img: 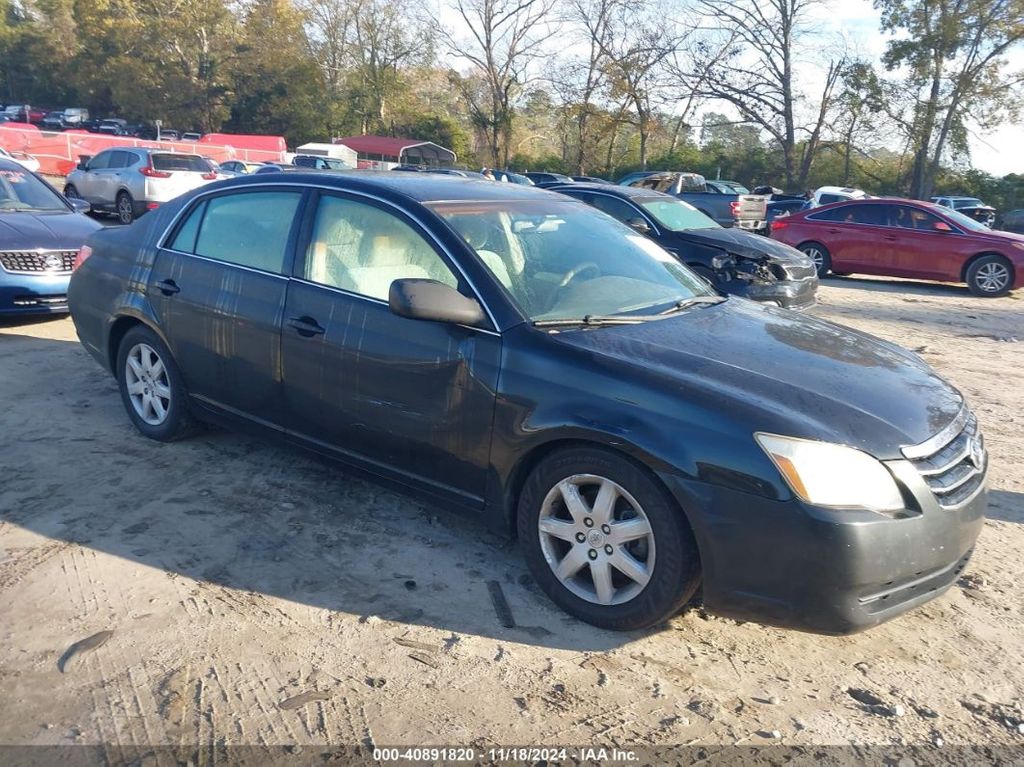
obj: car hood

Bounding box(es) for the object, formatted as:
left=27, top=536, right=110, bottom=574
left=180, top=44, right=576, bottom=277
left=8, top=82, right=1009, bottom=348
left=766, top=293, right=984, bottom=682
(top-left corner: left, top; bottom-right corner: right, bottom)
left=550, top=299, right=963, bottom=458
left=0, top=211, right=102, bottom=250
left=673, top=227, right=811, bottom=264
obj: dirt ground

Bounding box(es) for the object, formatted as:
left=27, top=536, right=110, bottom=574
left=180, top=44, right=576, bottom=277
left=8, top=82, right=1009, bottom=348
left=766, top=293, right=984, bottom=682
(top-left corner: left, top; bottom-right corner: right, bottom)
left=1, top=275, right=1022, bottom=756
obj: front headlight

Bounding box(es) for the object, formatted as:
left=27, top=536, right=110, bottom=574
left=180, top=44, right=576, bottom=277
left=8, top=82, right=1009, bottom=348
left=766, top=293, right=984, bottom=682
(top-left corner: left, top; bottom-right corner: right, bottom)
left=755, top=433, right=904, bottom=512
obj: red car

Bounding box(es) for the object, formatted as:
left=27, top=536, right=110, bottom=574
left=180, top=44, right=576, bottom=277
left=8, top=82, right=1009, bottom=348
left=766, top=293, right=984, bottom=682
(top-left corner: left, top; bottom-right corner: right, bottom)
left=771, top=198, right=1024, bottom=297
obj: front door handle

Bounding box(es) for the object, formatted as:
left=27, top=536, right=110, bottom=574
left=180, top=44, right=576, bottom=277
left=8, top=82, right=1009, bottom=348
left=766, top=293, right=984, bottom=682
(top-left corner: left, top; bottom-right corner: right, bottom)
left=156, top=278, right=180, bottom=295
left=287, top=316, right=326, bottom=337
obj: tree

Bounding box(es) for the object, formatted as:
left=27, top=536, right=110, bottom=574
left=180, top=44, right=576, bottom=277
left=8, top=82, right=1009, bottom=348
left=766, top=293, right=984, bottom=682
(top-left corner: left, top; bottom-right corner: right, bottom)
left=877, top=0, right=1024, bottom=198
left=695, top=0, right=845, bottom=190
left=436, top=0, right=558, bottom=167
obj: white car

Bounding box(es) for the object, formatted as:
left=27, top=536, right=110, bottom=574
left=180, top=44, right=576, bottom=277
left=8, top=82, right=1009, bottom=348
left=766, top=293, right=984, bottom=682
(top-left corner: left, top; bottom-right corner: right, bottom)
left=0, top=146, right=41, bottom=173
left=809, top=186, right=870, bottom=207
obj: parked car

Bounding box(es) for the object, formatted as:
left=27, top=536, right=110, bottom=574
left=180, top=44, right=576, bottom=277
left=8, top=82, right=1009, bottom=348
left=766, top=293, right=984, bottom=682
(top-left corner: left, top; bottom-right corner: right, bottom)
left=181, top=132, right=203, bottom=142
left=809, top=186, right=870, bottom=207
left=159, top=130, right=180, bottom=141
left=999, top=208, right=1024, bottom=234
left=41, top=111, right=66, bottom=131
left=97, top=118, right=130, bottom=136
left=218, top=160, right=266, bottom=175
left=61, top=107, right=89, bottom=126
left=615, top=170, right=657, bottom=186
left=771, top=198, right=1024, bottom=296
left=766, top=198, right=809, bottom=227
left=523, top=171, right=574, bottom=185
left=628, top=172, right=769, bottom=231
left=68, top=172, right=987, bottom=634
left=292, top=154, right=350, bottom=171
left=493, top=169, right=534, bottom=185
left=571, top=175, right=612, bottom=184
left=707, top=179, right=749, bottom=194
left=551, top=183, right=817, bottom=309
left=931, top=196, right=996, bottom=228
left=0, top=159, right=101, bottom=316
left=2, top=105, right=47, bottom=123
left=0, top=146, right=41, bottom=173
left=64, top=148, right=218, bottom=224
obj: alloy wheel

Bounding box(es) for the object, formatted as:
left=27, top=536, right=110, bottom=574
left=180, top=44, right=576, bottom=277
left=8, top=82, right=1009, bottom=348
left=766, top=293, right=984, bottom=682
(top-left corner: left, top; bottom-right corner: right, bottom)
left=125, top=343, right=171, bottom=426
left=537, top=474, right=656, bottom=606
left=803, top=247, right=824, bottom=271
left=975, top=262, right=1010, bottom=293
left=117, top=195, right=134, bottom=224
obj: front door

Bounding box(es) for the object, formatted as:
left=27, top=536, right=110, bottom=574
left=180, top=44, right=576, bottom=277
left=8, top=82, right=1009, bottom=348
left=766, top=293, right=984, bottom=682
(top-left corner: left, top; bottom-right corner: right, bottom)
left=281, top=192, right=501, bottom=506
left=149, top=187, right=305, bottom=421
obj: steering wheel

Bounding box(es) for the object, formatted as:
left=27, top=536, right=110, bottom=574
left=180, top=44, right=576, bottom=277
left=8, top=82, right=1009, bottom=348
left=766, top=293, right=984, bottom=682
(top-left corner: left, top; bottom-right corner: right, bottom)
left=557, top=261, right=600, bottom=289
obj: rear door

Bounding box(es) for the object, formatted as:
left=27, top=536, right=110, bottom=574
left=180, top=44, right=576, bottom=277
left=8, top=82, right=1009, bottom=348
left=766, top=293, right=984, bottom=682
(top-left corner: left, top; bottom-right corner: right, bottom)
left=280, top=191, right=501, bottom=505
left=805, top=204, right=890, bottom=271
left=149, top=188, right=306, bottom=421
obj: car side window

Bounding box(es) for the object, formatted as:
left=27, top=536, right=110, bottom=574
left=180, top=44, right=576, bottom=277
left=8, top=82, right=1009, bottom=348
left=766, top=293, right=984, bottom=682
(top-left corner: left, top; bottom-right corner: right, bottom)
left=892, top=205, right=944, bottom=231
left=107, top=151, right=129, bottom=169
left=88, top=152, right=111, bottom=171
left=590, top=194, right=645, bottom=225
left=170, top=191, right=302, bottom=273
left=304, top=195, right=459, bottom=301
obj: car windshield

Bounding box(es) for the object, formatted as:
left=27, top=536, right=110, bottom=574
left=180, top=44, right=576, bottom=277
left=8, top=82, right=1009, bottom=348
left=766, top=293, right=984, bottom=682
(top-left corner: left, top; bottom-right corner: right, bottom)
left=941, top=207, right=992, bottom=231
left=429, top=199, right=713, bottom=322
left=952, top=198, right=983, bottom=209
left=638, top=197, right=720, bottom=231
left=0, top=168, right=68, bottom=212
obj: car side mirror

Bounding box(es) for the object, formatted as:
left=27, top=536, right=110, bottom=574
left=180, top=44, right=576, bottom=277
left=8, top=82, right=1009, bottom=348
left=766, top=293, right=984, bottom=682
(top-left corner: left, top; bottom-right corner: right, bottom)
left=77, top=156, right=91, bottom=171
left=934, top=221, right=953, bottom=232
left=68, top=197, right=91, bottom=213
left=389, top=278, right=487, bottom=328
left=626, top=217, right=651, bottom=235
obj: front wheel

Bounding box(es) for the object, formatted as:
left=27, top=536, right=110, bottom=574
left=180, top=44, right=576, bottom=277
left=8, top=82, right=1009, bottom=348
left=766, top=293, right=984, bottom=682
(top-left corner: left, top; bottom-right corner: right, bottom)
left=116, top=191, right=136, bottom=225
left=799, top=242, right=832, bottom=278
left=117, top=325, right=198, bottom=441
left=966, top=255, right=1013, bottom=297
left=517, top=446, right=701, bottom=631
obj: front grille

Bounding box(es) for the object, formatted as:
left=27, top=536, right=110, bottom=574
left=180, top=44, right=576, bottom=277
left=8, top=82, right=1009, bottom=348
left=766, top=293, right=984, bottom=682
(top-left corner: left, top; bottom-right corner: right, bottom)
left=0, top=250, right=77, bottom=274
left=781, top=261, right=818, bottom=280
left=903, top=409, right=987, bottom=509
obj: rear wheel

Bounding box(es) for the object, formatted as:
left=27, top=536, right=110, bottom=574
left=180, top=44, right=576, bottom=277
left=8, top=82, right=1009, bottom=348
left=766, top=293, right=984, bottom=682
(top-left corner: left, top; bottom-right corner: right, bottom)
left=517, top=446, right=701, bottom=630
left=966, top=255, right=1013, bottom=297
left=116, top=191, right=135, bottom=225
left=800, top=242, right=832, bottom=277
left=117, top=325, right=198, bottom=441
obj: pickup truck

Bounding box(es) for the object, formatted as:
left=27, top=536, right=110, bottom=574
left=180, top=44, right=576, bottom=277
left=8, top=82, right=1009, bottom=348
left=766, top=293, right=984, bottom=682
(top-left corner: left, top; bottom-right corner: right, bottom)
left=627, top=172, right=768, bottom=231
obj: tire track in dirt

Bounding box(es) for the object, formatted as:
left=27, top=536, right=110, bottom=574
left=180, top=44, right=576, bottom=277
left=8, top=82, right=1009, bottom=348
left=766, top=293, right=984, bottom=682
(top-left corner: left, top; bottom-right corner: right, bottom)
left=0, top=541, right=69, bottom=591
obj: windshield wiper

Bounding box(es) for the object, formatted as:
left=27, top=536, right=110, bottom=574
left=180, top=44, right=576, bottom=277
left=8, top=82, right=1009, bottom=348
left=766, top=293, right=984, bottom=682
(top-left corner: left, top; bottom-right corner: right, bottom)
left=533, top=314, right=657, bottom=328
left=658, top=295, right=726, bottom=315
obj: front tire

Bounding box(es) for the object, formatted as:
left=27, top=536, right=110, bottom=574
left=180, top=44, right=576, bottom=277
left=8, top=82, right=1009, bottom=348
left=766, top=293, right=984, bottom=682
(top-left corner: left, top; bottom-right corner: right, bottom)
left=799, top=242, right=832, bottom=277
left=116, top=191, right=136, bottom=225
left=116, top=325, right=197, bottom=441
left=966, top=255, right=1013, bottom=297
left=517, top=446, right=701, bottom=631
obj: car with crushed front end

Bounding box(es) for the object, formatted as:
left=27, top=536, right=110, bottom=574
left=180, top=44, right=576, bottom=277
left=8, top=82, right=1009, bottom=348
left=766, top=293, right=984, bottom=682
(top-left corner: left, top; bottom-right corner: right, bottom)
left=68, top=172, right=987, bottom=634
left=0, top=159, right=101, bottom=316
left=550, top=183, right=817, bottom=309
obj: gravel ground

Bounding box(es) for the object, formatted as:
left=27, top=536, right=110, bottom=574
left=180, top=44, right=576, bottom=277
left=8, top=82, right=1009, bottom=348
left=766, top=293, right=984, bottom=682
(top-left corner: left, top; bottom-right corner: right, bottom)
left=0, top=275, right=1022, bottom=755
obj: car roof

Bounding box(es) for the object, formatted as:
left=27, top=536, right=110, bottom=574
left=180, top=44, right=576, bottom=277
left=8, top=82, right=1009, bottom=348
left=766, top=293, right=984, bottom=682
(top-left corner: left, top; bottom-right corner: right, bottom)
left=205, top=169, right=573, bottom=203
left=548, top=182, right=676, bottom=200
left=816, top=185, right=866, bottom=195
left=803, top=197, right=946, bottom=214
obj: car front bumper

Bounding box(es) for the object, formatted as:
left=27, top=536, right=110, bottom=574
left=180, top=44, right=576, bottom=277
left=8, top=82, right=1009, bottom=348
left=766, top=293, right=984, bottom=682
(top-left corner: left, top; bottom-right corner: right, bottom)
left=728, top=276, right=817, bottom=310
left=0, top=271, right=72, bottom=315
left=659, top=464, right=986, bottom=635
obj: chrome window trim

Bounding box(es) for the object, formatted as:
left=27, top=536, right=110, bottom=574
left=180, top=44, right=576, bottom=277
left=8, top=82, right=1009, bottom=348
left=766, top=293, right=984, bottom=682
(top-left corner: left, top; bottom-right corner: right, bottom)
left=901, top=405, right=969, bottom=460
left=156, top=181, right=502, bottom=331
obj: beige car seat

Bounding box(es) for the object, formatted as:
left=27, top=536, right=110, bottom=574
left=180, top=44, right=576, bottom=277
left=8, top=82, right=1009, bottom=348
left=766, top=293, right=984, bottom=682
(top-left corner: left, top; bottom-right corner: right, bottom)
left=347, top=231, right=433, bottom=300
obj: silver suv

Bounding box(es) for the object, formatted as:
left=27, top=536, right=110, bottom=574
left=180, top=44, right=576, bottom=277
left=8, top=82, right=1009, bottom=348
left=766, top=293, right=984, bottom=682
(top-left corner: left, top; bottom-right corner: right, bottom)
left=64, top=147, right=217, bottom=224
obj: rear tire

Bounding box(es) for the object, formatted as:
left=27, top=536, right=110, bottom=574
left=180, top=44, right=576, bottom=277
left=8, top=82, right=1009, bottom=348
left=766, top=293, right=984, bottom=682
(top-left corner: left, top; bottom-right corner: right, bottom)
left=517, top=446, right=701, bottom=631
left=800, top=242, right=832, bottom=277
left=116, top=191, right=135, bottom=225
left=116, top=325, right=198, bottom=441
left=966, top=255, right=1013, bottom=297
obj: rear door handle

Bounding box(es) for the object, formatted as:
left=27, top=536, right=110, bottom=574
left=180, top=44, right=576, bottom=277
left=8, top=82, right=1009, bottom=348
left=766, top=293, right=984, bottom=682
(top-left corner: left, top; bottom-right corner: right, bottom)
left=287, top=316, right=326, bottom=337
left=156, top=278, right=180, bottom=295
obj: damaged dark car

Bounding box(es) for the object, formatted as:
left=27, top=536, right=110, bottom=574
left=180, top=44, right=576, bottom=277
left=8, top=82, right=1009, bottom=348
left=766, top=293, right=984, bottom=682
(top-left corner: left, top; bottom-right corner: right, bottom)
left=550, top=183, right=818, bottom=309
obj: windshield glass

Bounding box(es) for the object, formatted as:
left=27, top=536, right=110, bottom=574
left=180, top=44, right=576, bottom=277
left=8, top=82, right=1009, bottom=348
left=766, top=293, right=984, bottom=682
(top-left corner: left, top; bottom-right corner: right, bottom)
left=429, top=200, right=713, bottom=322
left=952, top=198, right=983, bottom=209
left=942, top=207, right=991, bottom=231
left=0, top=168, right=68, bottom=211
left=638, top=197, right=719, bottom=231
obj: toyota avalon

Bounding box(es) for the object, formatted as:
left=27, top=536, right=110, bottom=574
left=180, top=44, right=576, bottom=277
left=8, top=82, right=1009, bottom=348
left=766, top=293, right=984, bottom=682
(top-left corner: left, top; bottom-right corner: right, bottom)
left=68, top=173, right=987, bottom=634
